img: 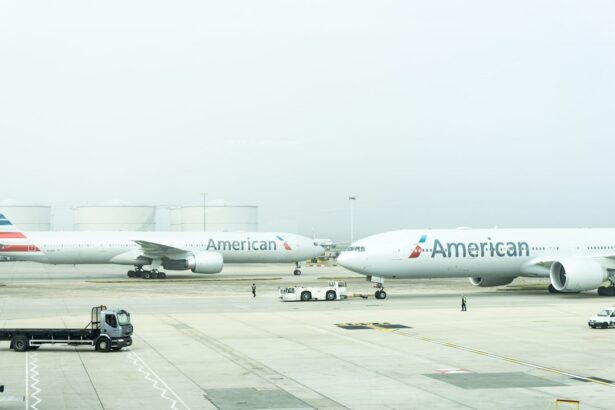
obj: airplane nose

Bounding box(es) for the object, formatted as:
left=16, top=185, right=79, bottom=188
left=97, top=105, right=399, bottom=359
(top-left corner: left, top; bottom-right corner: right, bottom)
left=336, top=252, right=348, bottom=266
left=337, top=252, right=359, bottom=271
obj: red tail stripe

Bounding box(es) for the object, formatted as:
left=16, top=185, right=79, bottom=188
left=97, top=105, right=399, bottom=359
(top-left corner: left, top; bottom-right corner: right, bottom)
left=0, top=244, right=40, bottom=252
left=0, top=232, right=27, bottom=239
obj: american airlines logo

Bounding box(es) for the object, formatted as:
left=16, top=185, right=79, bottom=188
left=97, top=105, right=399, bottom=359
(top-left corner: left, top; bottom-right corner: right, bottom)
left=408, top=234, right=427, bottom=258
left=410, top=235, right=530, bottom=259
left=205, top=236, right=292, bottom=252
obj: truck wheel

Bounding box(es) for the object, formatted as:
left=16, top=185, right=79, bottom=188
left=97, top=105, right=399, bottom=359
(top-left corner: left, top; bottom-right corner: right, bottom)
left=13, top=336, right=28, bottom=352
left=301, top=291, right=311, bottom=301
left=96, top=337, right=112, bottom=352
left=143, top=271, right=152, bottom=280
left=326, top=291, right=336, bottom=301
left=602, top=323, right=608, bottom=329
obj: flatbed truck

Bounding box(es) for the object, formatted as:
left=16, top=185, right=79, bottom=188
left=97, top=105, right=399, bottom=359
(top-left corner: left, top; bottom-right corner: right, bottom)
left=0, top=306, right=133, bottom=352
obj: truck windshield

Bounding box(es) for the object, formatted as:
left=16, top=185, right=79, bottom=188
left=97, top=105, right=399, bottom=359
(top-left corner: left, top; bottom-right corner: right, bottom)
left=117, top=312, right=131, bottom=325
left=597, top=310, right=611, bottom=317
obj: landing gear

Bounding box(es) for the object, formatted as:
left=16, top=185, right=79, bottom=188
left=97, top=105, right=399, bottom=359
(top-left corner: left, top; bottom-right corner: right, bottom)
left=598, top=286, right=615, bottom=296
left=127, top=267, right=167, bottom=280
left=293, top=262, right=302, bottom=276
left=597, top=277, right=615, bottom=296
left=375, top=290, right=387, bottom=299
left=373, top=281, right=387, bottom=299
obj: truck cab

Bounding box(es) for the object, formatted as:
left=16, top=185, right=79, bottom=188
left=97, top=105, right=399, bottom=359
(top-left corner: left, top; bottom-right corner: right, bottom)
left=95, top=307, right=133, bottom=351
left=588, top=307, right=615, bottom=329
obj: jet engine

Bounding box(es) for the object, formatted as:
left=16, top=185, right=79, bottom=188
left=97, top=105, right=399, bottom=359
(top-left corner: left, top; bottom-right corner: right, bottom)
left=162, top=252, right=223, bottom=274
left=469, top=276, right=516, bottom=287
left=549, top=258, right=606, bottom=292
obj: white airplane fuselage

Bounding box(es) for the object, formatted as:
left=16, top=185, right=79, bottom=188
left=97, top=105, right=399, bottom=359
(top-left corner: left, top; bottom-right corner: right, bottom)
left=0, top=231, right=323, bottom=266
left=337, top=228, right=615, bottom=293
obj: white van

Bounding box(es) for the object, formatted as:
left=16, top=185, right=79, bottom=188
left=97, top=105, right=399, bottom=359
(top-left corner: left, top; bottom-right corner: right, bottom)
left=588, top=307, right=615, bottom=329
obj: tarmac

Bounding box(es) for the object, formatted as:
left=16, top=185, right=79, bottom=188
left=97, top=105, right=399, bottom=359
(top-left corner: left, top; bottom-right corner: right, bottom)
left=0, top=262, right=613, bottom=409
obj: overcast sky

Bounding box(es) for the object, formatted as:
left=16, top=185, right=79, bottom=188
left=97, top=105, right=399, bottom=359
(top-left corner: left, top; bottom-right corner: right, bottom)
left=1, top=1, right=614, bottom=241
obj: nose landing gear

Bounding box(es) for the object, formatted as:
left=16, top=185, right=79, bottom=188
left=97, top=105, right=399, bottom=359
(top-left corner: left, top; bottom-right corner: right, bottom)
left=374, top=283, right=387, bottom=299
left=293, top=262, right=302, bottom=276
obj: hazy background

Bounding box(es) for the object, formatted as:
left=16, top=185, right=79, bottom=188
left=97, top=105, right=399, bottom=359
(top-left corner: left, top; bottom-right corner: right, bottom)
left=1, top=1, right=614, bottom=241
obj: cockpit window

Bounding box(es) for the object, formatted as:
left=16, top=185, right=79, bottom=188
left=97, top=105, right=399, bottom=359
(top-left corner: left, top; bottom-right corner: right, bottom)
left=346, top=246, right=366, bottom=252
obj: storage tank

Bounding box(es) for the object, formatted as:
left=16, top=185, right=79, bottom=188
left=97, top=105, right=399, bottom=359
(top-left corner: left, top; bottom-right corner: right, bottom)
left=171, top=201, right=258, bottom=232
left=0, top=202, right=52, bottom=231
left=75, top=202, right=156, bottom=231
left=169, top=208, right=183, bottom=232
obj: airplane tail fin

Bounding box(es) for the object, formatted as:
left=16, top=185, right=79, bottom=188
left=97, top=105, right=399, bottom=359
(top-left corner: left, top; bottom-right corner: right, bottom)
left=0, top=213, right=39, bottom=254
left=0, top=213, right=28, bottom=239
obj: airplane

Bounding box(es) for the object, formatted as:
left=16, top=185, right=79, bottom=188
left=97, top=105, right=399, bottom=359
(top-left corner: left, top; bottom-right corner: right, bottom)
left=336, top=228, right=615, bottom=299
left=0, top=213, right=324, bottom=279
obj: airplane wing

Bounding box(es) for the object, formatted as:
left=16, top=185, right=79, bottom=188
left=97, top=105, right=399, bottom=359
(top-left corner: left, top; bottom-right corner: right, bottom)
left=132, top=240, right=190, bottom=259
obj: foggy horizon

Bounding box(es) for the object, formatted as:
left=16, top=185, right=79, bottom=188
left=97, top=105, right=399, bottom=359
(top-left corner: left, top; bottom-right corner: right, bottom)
left=2, top=1, right=614, bottom=242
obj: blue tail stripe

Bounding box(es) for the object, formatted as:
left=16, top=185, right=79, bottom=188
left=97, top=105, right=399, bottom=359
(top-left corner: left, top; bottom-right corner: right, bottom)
left=0, top=220, right=12, bottom=226
left=419, top=234, right=427, bottom=243
left=0, top=214, right=6, bottom=220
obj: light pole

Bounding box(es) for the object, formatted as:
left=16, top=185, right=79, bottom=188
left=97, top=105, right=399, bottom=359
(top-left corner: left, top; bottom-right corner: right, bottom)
left=201, top=192, right=207, bottom=232
left=349, top=196, right=356, bottom=243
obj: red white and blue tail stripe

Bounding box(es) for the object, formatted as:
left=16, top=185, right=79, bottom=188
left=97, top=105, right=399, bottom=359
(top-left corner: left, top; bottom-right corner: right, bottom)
left=0, top=214, right=40, bottom=252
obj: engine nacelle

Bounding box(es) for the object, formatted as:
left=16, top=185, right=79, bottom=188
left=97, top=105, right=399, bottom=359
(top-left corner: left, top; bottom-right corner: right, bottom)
left=549, top=258, right=606, bottom=292
left=186, top=252, right=224, bottom=274
left=162, top=252, right=224, bottom=274
left=469, top=276, right=516, bottom=287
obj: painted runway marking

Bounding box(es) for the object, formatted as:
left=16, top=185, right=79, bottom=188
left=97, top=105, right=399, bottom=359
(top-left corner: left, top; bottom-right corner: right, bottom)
left=28, top=352, right=42, bottom=410
left=24, top=352, right=28, bottom=410
left=390, top=329, right=615, bottom=388
left=127, top=348, right=190, bottom=410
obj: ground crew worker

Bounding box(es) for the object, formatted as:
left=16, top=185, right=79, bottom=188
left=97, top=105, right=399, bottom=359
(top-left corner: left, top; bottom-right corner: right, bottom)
left=461, top=295, right=467, bottom=311
left=252, top=283, right=256, bottom=298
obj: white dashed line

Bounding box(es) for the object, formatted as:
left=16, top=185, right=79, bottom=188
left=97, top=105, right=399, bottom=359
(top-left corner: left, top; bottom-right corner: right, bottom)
left=27, top=352, right=42, bottom=410
left=127, top=348, right=190, bottom=410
